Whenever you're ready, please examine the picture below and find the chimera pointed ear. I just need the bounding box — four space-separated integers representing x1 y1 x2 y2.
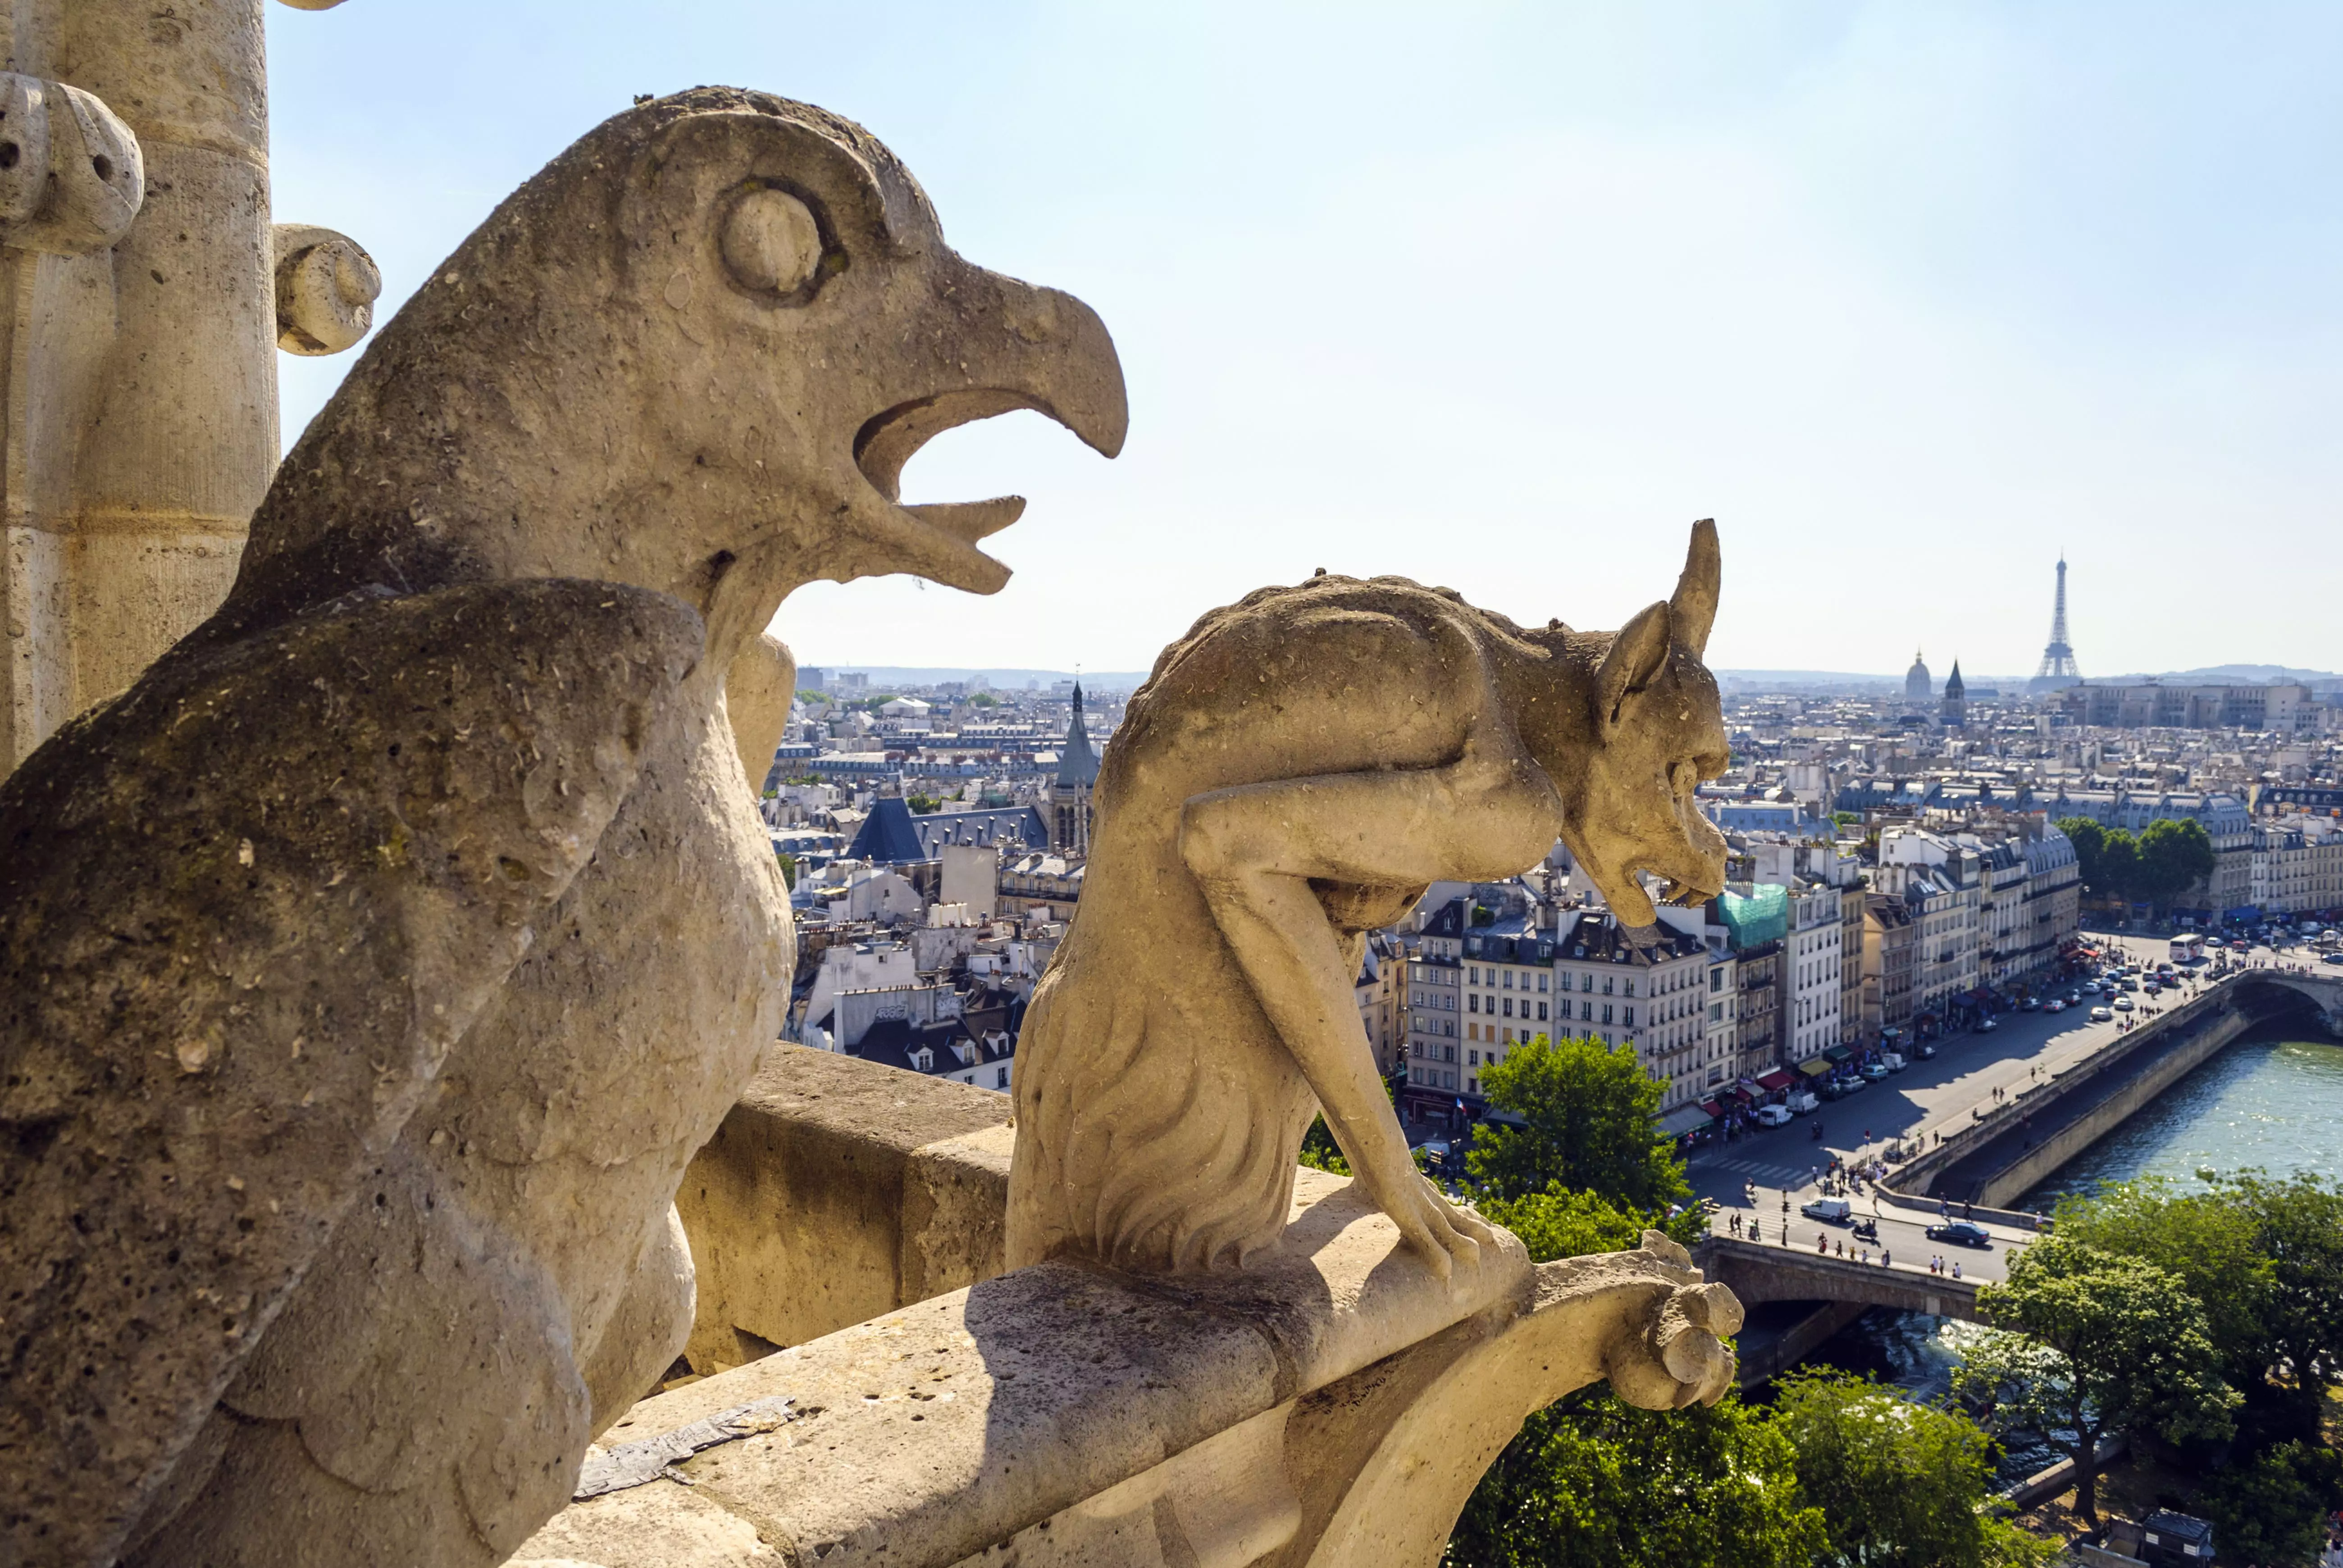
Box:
1670 519 1720 659
1595 601 1673 740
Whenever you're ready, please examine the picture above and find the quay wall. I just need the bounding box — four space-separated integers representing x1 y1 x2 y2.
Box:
1977 1007 2251 1208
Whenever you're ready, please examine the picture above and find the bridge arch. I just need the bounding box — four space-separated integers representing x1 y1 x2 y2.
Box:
1693 1236 1983 1323
2226 971 2343 1036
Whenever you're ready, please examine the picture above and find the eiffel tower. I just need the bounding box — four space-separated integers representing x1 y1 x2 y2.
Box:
2028 554 2083 693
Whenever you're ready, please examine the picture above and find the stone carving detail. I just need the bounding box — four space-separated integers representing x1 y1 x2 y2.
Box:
273 223 383 355
0 88 1123 1568
0 73 143 255
1008 523 1729 1278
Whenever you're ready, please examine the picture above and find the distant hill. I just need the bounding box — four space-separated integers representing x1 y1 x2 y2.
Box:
1716 664 2338 696
798 665 1154 693
2091 664 2340 686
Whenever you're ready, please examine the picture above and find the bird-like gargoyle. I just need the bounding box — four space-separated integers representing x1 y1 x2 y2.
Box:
1008 525 1725 1280
0 89 1124 1568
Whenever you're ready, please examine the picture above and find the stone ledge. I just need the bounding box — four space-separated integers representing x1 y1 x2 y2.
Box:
528 1175 1535 1567
677 1046 1016 1369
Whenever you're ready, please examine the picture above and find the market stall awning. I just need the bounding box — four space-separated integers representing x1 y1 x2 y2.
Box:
1798 1058 1833 1077
1656 1104 1717 1137
1756 1070 1795 1092
1823 1045 1854 1064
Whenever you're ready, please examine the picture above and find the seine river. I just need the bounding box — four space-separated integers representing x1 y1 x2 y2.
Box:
2018 1035 2343 1205
1785 1032 2343 1484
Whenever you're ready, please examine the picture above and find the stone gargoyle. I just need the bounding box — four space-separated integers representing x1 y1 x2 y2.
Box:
1008 523 1728 1281
0 89 1125 1568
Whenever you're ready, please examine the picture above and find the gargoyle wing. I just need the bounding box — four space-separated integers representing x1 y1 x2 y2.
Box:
0 579 703 1568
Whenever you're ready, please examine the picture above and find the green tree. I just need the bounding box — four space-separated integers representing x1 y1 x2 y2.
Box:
2050 1177 2272 1389
2197 1440 2343 1568
1475 1184 1702 1259
1772 1369 2059 1568
2133 818 2216 905
906 793 943 814
775 851 797 891
2227 1170 2343 1431
968 692 998 707
2057 817 2106 884
2098 828 2140 902
1467 1035 1688 1209
1956 1238 2237 1527
2053 1171 2343 1436
1445 1388 1825 1568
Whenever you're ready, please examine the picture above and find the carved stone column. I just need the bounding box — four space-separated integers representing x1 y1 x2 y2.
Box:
0 0 366 769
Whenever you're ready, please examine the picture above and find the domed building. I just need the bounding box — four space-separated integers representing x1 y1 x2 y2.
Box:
1904 650 1933 701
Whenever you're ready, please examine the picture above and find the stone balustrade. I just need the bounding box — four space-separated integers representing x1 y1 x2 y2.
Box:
522 1050 1741 1568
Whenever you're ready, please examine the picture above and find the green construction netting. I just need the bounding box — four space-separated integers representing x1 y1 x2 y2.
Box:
1719 883 1788 949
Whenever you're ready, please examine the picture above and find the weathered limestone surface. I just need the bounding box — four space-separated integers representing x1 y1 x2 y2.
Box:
679 1045 1017 1372
0 0 281 763
0 2 384 773
0 89 1123 1568
1010 525 1731 1280
520 1174 1735 1568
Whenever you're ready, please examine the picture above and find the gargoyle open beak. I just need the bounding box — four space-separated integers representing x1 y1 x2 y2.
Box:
850 268 1127 595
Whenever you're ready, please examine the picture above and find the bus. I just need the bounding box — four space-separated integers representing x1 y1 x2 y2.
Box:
2169 933 2206 964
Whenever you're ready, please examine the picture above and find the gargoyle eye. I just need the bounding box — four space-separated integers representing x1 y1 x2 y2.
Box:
721 186 825 296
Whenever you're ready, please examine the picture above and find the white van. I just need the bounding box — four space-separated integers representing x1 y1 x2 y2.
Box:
1800 1196 1853 1223
1880 1052 1907 1072
1784 1090 1820 1115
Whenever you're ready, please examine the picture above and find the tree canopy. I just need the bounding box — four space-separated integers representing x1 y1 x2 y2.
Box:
1446 1388 1824 1568
1466 1034 1688 1209
1770 1370 2060 1568
2056 1171 2343 1437
1957 1237 2237 1527
2056 815 2215 909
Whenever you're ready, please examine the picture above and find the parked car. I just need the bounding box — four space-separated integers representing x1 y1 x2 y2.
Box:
1926 1220 1993 1248
2020 998 2041 1012
2325 952 2343 967
1916 1041 1940 1057
1834 1074 1869 1095
1802 1197 1854 1223
2112 995 2134 1011
1752 1104 1794 1128
2045 1000 2066 1013
1859 1063 1892 1082
2090 1006 2113 1022
1973 1019 1995 1035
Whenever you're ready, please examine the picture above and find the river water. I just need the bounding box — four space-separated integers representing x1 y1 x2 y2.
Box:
1778 1032 2343 1485
2018 1035 2343 1207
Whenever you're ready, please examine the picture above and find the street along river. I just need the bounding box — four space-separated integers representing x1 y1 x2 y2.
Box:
1779 1027 2343 1486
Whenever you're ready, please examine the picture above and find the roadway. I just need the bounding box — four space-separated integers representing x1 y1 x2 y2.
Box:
1687 931 2234 1287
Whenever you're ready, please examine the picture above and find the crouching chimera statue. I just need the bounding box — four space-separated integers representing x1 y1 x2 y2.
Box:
1009 522 1730 1280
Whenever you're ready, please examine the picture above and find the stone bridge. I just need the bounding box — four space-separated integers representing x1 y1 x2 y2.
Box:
2227 968 2343 1036
1693 1235 1983 1323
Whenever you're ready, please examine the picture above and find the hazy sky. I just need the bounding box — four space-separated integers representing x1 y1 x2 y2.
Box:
269 2 2343 678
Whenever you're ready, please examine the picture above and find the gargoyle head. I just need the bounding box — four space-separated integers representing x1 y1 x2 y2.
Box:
1550 521 1731 928
231 88 1127 663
